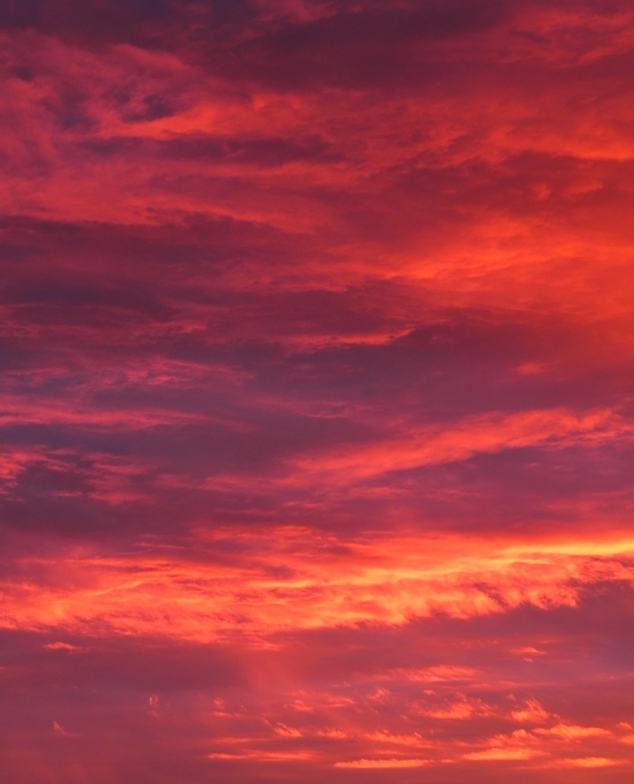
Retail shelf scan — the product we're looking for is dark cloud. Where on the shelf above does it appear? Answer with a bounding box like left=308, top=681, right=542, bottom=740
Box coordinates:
left=0, top=0, right=177, bottom=46
left=228, top=2, right=509, bottom=87
left=82, top=134, right=345, bottom=166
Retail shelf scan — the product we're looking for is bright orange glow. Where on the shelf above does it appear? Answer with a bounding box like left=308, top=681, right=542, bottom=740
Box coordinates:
left=2, top=530, right=633, bottom=641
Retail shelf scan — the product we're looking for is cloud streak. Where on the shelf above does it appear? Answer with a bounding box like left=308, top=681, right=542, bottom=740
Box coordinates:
left=2, top=529, right=633, bottom=642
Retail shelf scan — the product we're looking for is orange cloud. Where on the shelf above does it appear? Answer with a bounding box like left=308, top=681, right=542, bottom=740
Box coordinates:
left=535, top=724, right=612, bottom=740
left=511, top=699, right=551, bottom=724
left=1, top=528, right=633, bottom=642
left=334, top=758, right=431, bottom=768
left=293, top=407, right=625, bottom=482
left=544, top=757, right=627, bottom=768
left=464, top=748, right=542, bottom=761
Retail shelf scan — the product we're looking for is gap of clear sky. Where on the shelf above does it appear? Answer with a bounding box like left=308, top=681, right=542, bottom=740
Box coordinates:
left=1, top=1, right=634, bottom=781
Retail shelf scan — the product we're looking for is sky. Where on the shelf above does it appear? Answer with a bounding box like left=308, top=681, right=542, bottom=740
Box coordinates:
left=1, top=1, right=634, bottom=781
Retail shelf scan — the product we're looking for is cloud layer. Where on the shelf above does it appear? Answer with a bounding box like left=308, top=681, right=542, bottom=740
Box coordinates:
left=1, top=1, right=634, bottom=781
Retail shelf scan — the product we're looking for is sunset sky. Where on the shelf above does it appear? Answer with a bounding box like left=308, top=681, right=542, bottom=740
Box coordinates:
left=1, top=1, right=634, bottom=782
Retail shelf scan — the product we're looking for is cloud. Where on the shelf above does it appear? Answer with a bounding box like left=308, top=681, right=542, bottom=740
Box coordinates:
left=292, top=407, right=626, bottom=482
left=52, top=721, right=80, bottom=737
left=464, top=747, right=542, bottom=761
left=535, top=723, right=612, bottom=740
left=334, top=757, right=432, bottom=768
left=544, top=757, right=627, bottom=768
left=44, top=641, right=85, bottom=652
left=3, top=1, right=634, bottom=782
left=510, top=699, right=551, bottom=724
left=1, top=528, right=633, bottom=641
